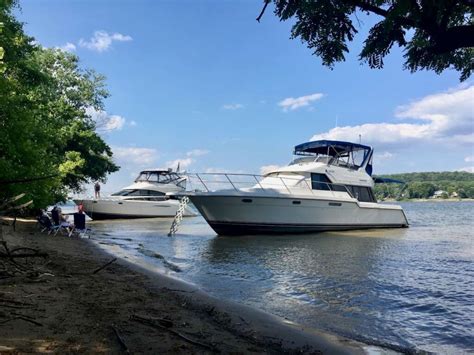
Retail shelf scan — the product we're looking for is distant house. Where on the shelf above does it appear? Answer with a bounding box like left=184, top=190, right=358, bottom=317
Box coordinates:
left=451, top=192, right=459, bottom=198
left=432, top=190, right=447, bottom=199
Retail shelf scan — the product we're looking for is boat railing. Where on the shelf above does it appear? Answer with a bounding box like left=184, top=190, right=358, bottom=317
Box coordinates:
left=185, top=173, right=354, bottom=198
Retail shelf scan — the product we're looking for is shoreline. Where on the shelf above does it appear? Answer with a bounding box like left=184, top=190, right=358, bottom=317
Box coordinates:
left=1, top=219, right=397, bottom=354
left=381, top=198, right=474, bottom=202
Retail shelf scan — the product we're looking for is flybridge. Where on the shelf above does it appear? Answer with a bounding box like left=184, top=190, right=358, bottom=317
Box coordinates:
left=293, top=140, right=374, bottom=175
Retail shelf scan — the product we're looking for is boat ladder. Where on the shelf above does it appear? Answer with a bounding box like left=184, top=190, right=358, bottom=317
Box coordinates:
left=168, top=196, right=190, bottom=236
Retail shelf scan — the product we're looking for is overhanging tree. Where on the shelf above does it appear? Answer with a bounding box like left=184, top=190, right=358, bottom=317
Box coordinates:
left=257, top=0, right=473, bottom=80
left=0, top=0, right=119, bottom=208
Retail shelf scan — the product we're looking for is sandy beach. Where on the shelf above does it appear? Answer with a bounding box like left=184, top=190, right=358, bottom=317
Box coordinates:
left=0, top=220, right=388, bottom=354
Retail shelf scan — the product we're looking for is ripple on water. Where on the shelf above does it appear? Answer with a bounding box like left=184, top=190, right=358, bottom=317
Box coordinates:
left=90, top=202, right=474, bottom=353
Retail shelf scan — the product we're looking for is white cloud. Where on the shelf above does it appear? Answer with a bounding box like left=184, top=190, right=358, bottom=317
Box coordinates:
left=129, top=120, right=137, bottom=127
left=187, top=149, right=209, bottom=157
left=105, top=115, right=126, bottom=131
left=79, top=30, right=132, bottom=52
left=311, top=86, right=474, bottom=147
left=113, top=147, right=158, bottom=167
left=373, top=152, right=395, bottom=165
left=278, top=93, right=324, bottom=111
left=312, top=123, right=431, bottom=144
left=57, top=42, right=76, bottom=52
left=465, top=155, right=474, bottom=162
left=166, top=158, right=193, bottom=170
left=222, top=104, right=244, bottom=110
left=457, top=166, right=474, bottom=173
left=165, top=149, right=209, bottom=171
left=260, top=165, right=282, bottom=175
left=395, top=85, right=473, bottom=138
left=85, top=107, right=127, bottom=132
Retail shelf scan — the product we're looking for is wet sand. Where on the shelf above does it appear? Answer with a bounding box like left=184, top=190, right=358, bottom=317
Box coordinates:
left=0, top=220, right=389, bottom=354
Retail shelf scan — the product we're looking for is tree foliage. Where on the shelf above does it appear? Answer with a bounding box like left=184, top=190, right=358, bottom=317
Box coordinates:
left=0, top=0, right=119, bottom=208
left=259, top=0, right=474, bottom=80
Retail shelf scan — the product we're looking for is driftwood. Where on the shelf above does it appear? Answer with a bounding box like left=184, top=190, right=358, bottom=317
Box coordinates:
left=0, top=194, right=33, bottom=221
left=0, top=315, right=43, bottom=327
left=130, top=314, right=216, bottom=352
left=0, top=298, right=33, bottom=306
left=0, top=252, right=48, bottom=259
left=130, top=314, right=173, bottom=328
left=0, top=304, right=28, bottom=309
left=161, top=287, right=196, bottom=294
left=0, top=241, right=49, bottom=276
left=111, top=325, right=130, bottom=354
left=92, top=258, right=117, bottom=274
left=0, top=194, right=25, bottom=211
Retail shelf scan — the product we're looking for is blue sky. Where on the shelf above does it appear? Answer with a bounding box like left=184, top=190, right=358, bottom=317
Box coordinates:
left=17, top=0, right=473, bottom=193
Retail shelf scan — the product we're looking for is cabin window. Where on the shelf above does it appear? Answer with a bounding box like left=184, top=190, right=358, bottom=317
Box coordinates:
left=311, top=173, right=331, bottom=191
left=132, top=197, right=167, bottom=201
left=330, top=184, right=348, bottom=192
left=346, top=186, right=376, bottom=202
left=111, top=189, right=165, bottom=197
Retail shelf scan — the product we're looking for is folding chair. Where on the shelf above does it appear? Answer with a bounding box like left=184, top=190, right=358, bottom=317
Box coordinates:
left=49, top=207, right=70, bottom=236
left=37, top=215, right=61, bottom=235
left=69, top=212, right=91, bottom=238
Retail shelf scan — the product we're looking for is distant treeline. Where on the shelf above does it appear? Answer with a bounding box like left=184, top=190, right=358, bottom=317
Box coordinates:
left=374, top=171, right=474, bottom=200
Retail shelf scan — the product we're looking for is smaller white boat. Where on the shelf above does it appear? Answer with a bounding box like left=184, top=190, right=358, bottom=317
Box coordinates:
left=75, top=169, right=196, bottom=220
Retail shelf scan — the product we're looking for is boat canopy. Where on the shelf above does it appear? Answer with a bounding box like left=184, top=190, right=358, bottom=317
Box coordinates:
left=294, top=140, right=372, bottom=156
left=293, top=140, right=374, bottom=175
left=139, top=168, right=172, bottom=174
left=373, top=177, right=405, bottom=184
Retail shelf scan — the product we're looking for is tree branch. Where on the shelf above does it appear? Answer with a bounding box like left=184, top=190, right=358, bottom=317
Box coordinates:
left=459, top=0, right=474, bottom=8
left=256, top=0, right=270, bottom=22
left=0, top=174, right=59, bottom=185
left=354, top=1, right=389, bottom=17
left=349, top=1, right=417, bottom=28
left=430, top=25, right=474, bottom=53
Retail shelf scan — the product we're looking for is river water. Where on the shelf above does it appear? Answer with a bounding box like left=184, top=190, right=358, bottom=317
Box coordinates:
left=88, top=202, right=474, bottom=353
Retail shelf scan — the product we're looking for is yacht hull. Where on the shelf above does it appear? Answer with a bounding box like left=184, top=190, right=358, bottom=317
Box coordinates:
left=75, top=199, right=196, bottom=220
left=188, top=194, right=408, bottom=235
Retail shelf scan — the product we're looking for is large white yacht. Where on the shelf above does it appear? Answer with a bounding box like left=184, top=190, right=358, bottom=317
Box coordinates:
left=75, top=169, right=196, bottom=220
left=179, top=140, right=408, bottom=235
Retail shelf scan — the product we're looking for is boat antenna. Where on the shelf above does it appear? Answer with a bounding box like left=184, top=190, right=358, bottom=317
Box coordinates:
left=176, top=162, right=180, bottom=172
left=359, top=134, right=361, bottom=144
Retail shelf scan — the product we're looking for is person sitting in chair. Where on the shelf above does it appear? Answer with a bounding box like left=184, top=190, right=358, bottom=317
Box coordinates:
left=50, top=206, right=60, bottom=226
left=49, top=206, right=71, bottom=235
left=69, top=209, right=90, bottom=237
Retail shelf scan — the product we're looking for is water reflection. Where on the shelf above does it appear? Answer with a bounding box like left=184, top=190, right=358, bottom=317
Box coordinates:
left=90, top=202, right=474, bottom=353
left=201, top=231, right=414, bottom=346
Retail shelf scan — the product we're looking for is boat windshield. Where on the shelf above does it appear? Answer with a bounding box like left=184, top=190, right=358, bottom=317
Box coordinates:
left=328, top=150, right=366, bottom=169
left=290, top=155, right=335, bottom=165
left=135, top=171, right=181, bottom=184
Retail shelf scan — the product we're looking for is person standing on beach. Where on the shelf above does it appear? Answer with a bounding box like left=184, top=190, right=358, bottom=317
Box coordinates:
left=94, top=182, right=101, bottom=199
